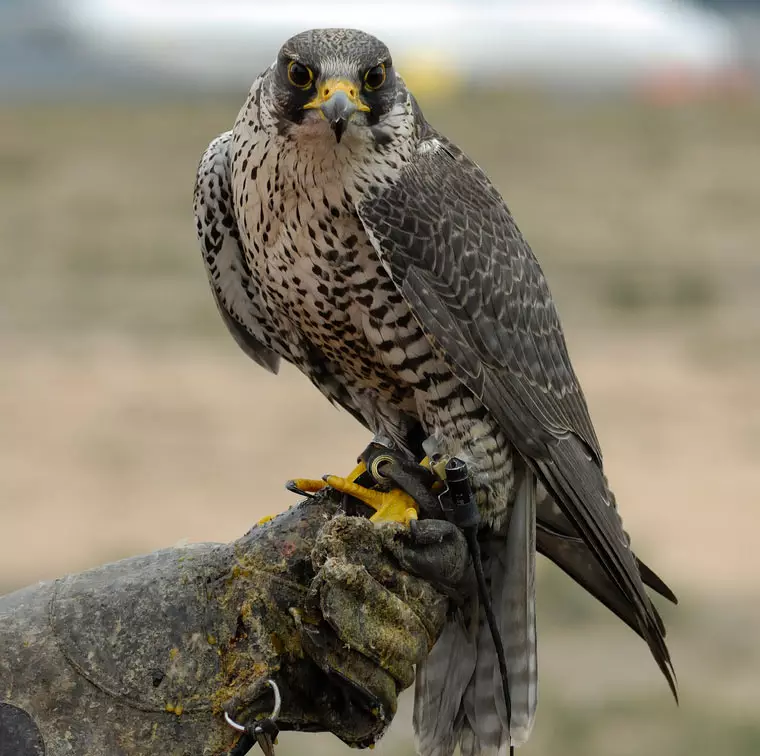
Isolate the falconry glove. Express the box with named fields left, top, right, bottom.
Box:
left=0, top=491, right=472, bottom=756
left=222, top=504, right=474, bottom=751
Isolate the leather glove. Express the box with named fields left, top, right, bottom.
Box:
left=221, top=494, right=474, bottom=751
left=0, top=490, right=472, bottom=756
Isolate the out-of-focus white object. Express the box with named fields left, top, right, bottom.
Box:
left=53, top=0, right=744, bottom=94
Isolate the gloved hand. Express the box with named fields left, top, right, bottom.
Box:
left=220, top=494, right=474, bottom=751
left=0, top=490, right=472, bottom=756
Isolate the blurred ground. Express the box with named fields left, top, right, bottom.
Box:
left=1, top=92, right=759, bottom=754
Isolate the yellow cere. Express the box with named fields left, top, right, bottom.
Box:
left=303, top=79, right=370, bottom=112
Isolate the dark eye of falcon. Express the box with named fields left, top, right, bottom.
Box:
left=288, top=60, right=313, bottom=89
left=364, top=64, right=386, bottom=91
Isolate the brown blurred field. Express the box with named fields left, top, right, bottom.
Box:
left=1, top=91, right=760, bottom=755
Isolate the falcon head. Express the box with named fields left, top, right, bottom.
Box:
left=264, top=28, right=402, bottom=143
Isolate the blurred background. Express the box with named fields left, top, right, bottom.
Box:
left=1, top=0, right=759, bottom=754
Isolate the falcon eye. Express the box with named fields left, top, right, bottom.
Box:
left=287, top=61, right=313, bottom=89
left=364, top=64, right=386, bottom=91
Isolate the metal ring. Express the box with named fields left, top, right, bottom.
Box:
left=369, top=454, right=395, bottom=484
left=265, top=678, right=282, bottom=721
left=223, top=679, right=281, bottom=732
left=224, top=711, right=246, bottom=733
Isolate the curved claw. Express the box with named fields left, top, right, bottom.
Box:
left=285, top=479, right=326, bottom=498
left=286, top=463, right=368, bottom=501
left=322, top=475, right=419, bottom=526
left=286, top=456, right=427, bottom=525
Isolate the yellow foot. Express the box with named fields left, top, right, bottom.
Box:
left=322, top=473, right=418, bottom=525
left=287, top=461, right=419, bottom=525
left=287, top=461, right=368, bottom=497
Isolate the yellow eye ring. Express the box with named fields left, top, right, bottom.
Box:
left=364, top=63, right=386, bottom=91
left=288, top=60, right=313, bottom=89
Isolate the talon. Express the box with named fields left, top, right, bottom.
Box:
left=256, top=514, right=275, bottom=526
left=286, top=459, right=420, bottom=524
left=285, top=479, right=326, bottom=498
left=322, top=474, right=419, bottom=526
left=286, top=461, right=368, bottom=499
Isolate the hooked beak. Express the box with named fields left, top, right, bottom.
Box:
left=321, top=90, right=355, bottom=143
left=303, top=79, right=369, bottom=143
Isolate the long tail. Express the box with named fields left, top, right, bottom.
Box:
left=414, top=474, right=537, bottom=755
left=414, top=447, right=677, bottom=755
left=413, top=612, right=476, bottom=756
left=497, top=470, right=537, bottom=746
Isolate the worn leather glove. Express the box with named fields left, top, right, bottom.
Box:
left=0, top=489, right=472, bottom=756
left=220, top=493, right=474, bottom=750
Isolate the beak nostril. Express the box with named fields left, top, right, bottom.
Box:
left=324, top=88, right=330, bottom=96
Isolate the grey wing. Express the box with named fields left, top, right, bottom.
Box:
left=357, top=131, right=676, bottom=697
left=193, top=131, right=281, bottom=375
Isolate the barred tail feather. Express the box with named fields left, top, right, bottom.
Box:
left=459, top=479, right=538, bottom=753
left=461, top=604, right=509, bottom=755
left=497, top=470, right=538, bottom=746
left=413, top=612, right=477, bottom=756
left=459, top=723, right=510, bottom=756
left=414, top=478, right=537, bottom=755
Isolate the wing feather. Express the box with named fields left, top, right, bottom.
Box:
left=357, top=128, right=676, bottom=696
left=193, top=131, right=281, bottom=375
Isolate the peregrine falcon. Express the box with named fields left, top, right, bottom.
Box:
left=194, top=28, right=677, bottom=755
